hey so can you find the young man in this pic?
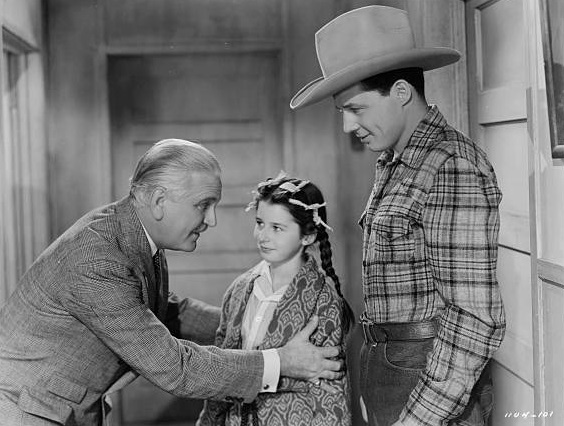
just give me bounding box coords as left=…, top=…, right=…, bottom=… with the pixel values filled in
left=290, top=6, right=506, bottom=426
left=0, top=139, right=342, bottom=426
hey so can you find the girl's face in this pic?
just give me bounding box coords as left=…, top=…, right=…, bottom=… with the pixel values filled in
left=253, top=201, right=312, bottom=268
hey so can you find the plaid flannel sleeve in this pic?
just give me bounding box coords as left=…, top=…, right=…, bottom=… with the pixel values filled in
left=400, top=155, right=506, bottom=426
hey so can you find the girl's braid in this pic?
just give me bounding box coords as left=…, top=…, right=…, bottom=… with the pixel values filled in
left=317, top=227, right=355, bottom=334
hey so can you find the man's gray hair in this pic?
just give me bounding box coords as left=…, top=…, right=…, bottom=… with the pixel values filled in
left=130, top=138, right=221, bottom=205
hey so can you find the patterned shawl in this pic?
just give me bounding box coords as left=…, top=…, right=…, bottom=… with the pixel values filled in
left=197, top=255, right=352, bottom=425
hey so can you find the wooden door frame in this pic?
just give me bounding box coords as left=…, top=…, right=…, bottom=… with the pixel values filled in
left=524, top=0, right=559, bottom=422
left=465, top=0, right=553, bottom=422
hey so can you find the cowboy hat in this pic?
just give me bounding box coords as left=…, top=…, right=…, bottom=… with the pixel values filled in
left=290, top=6, right=461, bottom=109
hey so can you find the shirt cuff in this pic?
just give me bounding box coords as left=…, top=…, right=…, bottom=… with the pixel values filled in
left=260, top=349, right=280, bottom=393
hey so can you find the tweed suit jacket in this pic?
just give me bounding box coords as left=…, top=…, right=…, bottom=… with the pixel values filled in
left=197, top=256, right=352, bottom=426
left=0, top=196, right=263, bottom=426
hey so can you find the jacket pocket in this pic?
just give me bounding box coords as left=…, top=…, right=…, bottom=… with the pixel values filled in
left=18, top=387, right=72, bottom=425
left=46, top=374, right=87, bottom=404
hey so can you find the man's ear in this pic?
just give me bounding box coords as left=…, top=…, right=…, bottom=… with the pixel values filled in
left=393, top=80, right=412, bottom=106
left=150, top=187, right=167, bottom=221
left=301, top=232, right=317, bottom=247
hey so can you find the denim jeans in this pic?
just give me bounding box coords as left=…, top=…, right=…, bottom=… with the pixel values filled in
left=359, top=339, right=493, bottom=426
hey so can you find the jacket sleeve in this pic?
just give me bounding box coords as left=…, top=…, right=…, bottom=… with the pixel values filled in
left=58, top=254, right=263, bottom=403
left=165, top=293, right=221, bottom=345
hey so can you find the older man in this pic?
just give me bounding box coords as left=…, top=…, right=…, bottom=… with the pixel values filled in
left=290, top=6, right=506, bottom=426
left=0, top=139, right=342, bottom=425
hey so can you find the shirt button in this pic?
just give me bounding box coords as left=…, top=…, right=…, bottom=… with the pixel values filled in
left=263, top=384, right=269, bottom=390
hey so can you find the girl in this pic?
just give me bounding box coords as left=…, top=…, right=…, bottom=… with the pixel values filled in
left=197, top=172, right=354, bottom=426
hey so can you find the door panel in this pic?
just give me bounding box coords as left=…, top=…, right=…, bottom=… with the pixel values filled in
left=466, top=0, right=534, bottom=422
left=481, top=122, right=530, bottom=251
left=467, top=0, right=530, bottom=262
left=108, top=52, right=281, bottom=424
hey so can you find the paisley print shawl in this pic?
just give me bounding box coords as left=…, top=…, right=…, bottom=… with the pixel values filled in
left=197, top=255, right=352, bottom=426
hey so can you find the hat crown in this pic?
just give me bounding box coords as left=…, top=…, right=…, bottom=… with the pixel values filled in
left=316, top=6, right=415, bottom=78
left=289, top=5, right=460, bottom=109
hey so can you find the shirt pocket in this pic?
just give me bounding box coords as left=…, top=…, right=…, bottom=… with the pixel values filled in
left=368, top=214, right=419, bottom=263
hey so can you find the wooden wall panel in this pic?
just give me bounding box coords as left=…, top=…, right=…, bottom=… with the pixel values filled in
left=526, top=0, right=564, bottom=422
left=495, top=248, right=533, bottom=384
left=408, top=0, right=468, bottom=132
left=541, top=278, right=564, bottom=425
left=48, top=0, right=111, bottom=236
left=3, top=0, right=42, bottom=47
left=466, top=1, right=537, bottom=424
left=483, top=122, right=531, bottom=253
left=490, top=362, right=535, bottom=425
left=1, top=0, right=48, bottom=302
left=104, top=0, right=282, bottom=46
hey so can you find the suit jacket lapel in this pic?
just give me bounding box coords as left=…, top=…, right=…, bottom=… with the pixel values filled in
left=114, top=197, right=158, bottom=312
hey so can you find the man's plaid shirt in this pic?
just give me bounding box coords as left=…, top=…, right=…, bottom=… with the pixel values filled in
left=359, top=105, right=506, bottom=425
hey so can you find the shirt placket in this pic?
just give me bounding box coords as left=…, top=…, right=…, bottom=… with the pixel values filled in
left=361, top=150, right=400, bottom=322
left=361, top=149, right=396, bottom=251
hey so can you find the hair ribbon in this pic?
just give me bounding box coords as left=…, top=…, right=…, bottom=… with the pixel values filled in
left=288, top=199, right=333, bottom=232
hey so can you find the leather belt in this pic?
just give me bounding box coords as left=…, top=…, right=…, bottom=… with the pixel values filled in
left=361, top=317, right=438, bottom=343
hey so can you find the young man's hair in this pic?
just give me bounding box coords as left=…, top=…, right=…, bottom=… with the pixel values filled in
left=360, top=67, right=426, bottom=100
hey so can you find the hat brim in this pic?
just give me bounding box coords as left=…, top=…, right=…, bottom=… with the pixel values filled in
left=290, top=47, right=460, bottom=109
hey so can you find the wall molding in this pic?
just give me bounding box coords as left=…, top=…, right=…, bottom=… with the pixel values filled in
left=103, top=39, right=283, bottom=56
left=2, top=26, right=37, bottom=53
left=537, top=258, right=564, bottom=288
left=495, top=329, right=534, bottom=386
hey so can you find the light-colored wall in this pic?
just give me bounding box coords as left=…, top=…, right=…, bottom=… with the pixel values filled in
left=527, top=0, right=564, bottom=423
left=3, top=0, right=42, bottom=45
left=47, top=0, right=111, bottom=238
left=285, top=0, right=351, bottom=316
left=490, top=0, right=564, bottom=424
left=1, top=0, right=48, bottom=301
